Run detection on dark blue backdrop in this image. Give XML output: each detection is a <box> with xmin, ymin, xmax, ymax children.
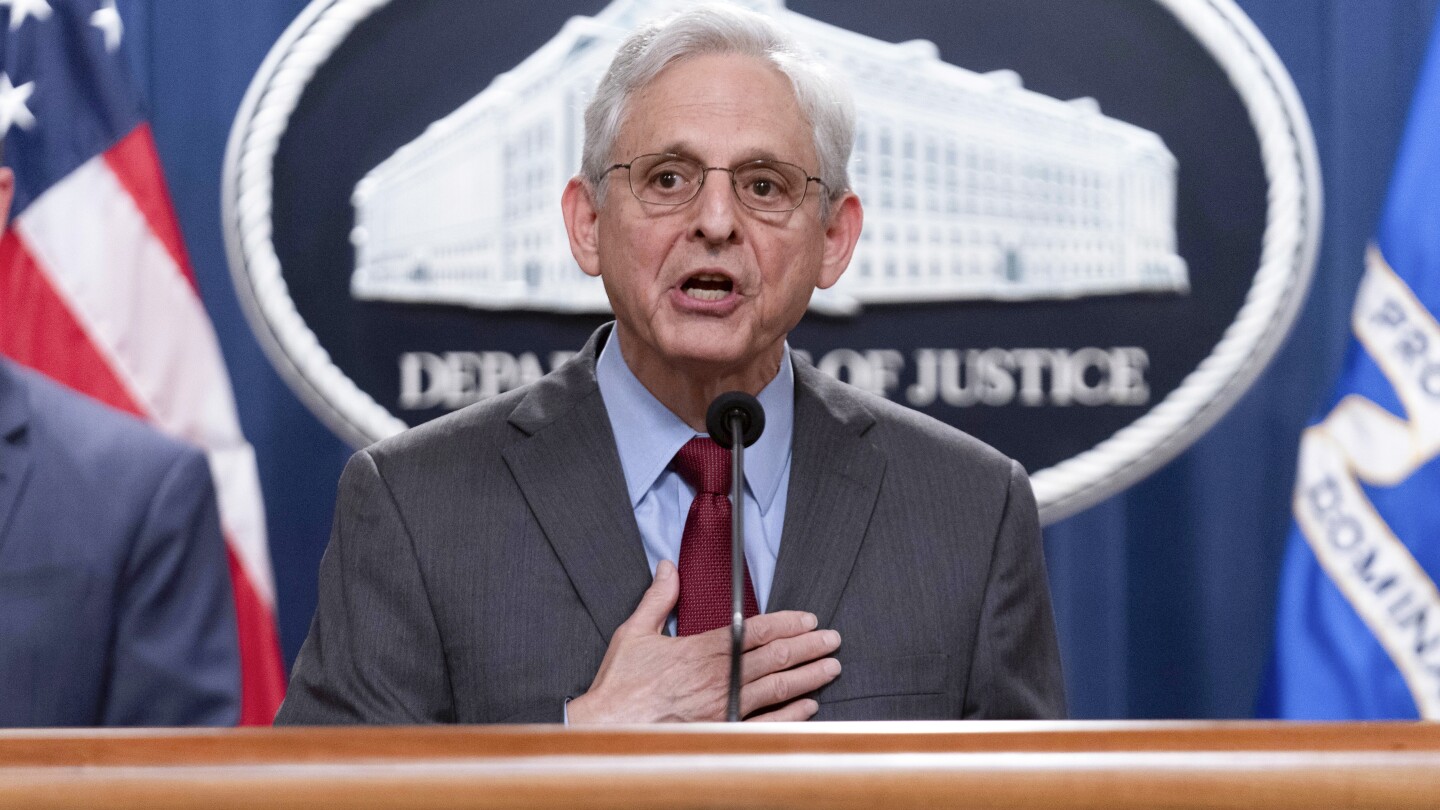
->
<box><xmin>113</xmin><ymin>0</ymin><xmax>1440</xmax><ymax>719</ymax></box>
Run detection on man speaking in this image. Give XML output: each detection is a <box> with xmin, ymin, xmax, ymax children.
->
<box><xmin>278</xmin><ymin>2</ymin><xmax>1064</xmax><ymax>724</ymax></box>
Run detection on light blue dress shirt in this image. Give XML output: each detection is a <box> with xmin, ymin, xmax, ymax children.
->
<box><xmin>595</xmin><ymin>330</ymin><xmax>793</xmax><ymax>634</ymax></box>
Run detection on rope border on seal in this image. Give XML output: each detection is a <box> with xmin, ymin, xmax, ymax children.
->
<box><xmin>223</xmin><ymin>0</ymin><xmax>402</xmax><ymax>448</ymax></box>
<box><xmin>1029</xmin><ymin>0</ymin><xmax>1322</xmax><ymax>522</ymax></box>
<box><xmin>221</xmin><ymin>0</ymin><xmax>1323</xmax><ymax>522</ymax></box>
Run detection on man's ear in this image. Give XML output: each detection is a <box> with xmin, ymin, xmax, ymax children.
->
<box><xmin>817</xmin><ymin>192</ymin><xmax>863</xmax><ymax>290</ymax></box>
<box><xmin>561</xmin><ymin>176</ymin><xmax>602</xmax><ymax>278</ymax></box>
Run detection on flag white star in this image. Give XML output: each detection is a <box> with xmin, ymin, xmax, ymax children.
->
<box><xmin>90</xmin><ymin>0</ymin><xmax>121</xmax><ymax>52</ymax></box>
<box><xmin>0</xmin><ymin>72</ymin><xmax>36</xmax><ymax>134</ymax></box>
<box><xmin>0</xmin><ymin>0</ymin><xmax>52</xmax><ymax>32</ymax></box>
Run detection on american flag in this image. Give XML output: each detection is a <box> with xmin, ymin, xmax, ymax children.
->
<box><xmin>0</xmin><ymin>0</ymin><xmax>285</xmax><ymax>723</ymax></box>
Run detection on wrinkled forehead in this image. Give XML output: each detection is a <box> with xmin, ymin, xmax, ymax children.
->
<box><xmin>614</xmin><ymin>53</ymin><xmax>815</xmax><ymax>165</ymax></box>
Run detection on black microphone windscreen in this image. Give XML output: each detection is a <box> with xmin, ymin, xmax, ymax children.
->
<box><xmin>705</xmin><ymin>391</ymin><xmax>765</xmax><ymax>448</ymax></box>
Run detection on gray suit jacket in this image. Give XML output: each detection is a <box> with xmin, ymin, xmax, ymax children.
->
<box><xmin>278</xmin><ymin>325</ymin><xmax>1064</xmax><ymax>723</ymax></box>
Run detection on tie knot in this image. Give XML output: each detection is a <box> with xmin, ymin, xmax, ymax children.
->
<box><xmin>674</xmin><ymin>437</ymin><xmax>731</xmax><ymax>495</ymax></box>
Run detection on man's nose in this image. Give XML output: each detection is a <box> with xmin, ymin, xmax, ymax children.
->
<box><xmin>691</xmin><ymin>168</ymin><xmax>740</xmax><ymax>245</ymax></box>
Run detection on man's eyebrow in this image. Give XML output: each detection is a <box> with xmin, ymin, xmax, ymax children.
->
<box><xmin>739</xmin><ymin>149</ymin><xmax>786</xmax><ymax>164</ymax></box>
<box><xmin>648</xmin><ymin>143</ymin><xmax>790</xmax><ymax>165</ymax></box>
<box><xmin>653</xmin><ymin>143</ymin><xmax>701</xmax><ymax>161</ymax></box>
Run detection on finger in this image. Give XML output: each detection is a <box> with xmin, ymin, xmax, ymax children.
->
<box><xmin>618</xmin><ymin>560</ymin><xmax>679</xmax><ymax>637</ymax></box>
<box><xmin>740</xmin><ymin>610</ymin><xmax>818</xmax><ymax>651</ymax></box>
<box><xmin>746</xmin><ymin>698</ymin><xmax>819</xmax><ymax>722</ymax></box>
<box><xmin>741</xmin><ymin>629</ymin><xmax>841</xmax><ymax>683</ymax></box>
<box><xmin>741</xmin><ymin>657</ymin><xmax>841</xmax><ymax>717</ymax></box>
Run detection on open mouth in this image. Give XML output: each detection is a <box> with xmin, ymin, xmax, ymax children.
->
<box><xmin>680</xmin><ymin>272</ymin><xmax>734</xmax><ymax>302</ymax></box>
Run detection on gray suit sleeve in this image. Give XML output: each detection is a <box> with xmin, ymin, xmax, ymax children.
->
<box><xmin>962</xmin><ymin>460</ymin><xmax>1066</xmax><ymax>719</ymax></box>
<box><xmin>104</xmin><ymin>449</ymin><xmax>241</xmax><ymax>726</ymax></box>
<box><xmin>275</xmin><ymin>450</ymin><xmax>454</xmax><ymax>724</ymax></box>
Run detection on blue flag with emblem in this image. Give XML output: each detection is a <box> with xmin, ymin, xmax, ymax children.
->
<box><xmin>1262</xmin><ymin>11</ymin><xmax>1440</xmax><ymax>719</ymax></box>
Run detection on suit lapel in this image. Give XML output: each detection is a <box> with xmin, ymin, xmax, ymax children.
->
<box><xmin>768</xmin><ymin>359</ymin><xmax>885</xmax><ymax>627</ymax></box>
<box><xmin>501</xmin><ymin>326</ymin><xmax>651</xmax><ymax>644</ymax></box>
<box><xmin>0</xmin><ymin>363</ymin><xmax>33</xmax><ymax>558</ymax></box>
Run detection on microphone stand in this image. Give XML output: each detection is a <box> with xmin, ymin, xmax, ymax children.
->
<box><xmin>705</xmin><ymin>391</ymin><xmax>765</xmax><ymax>723</ymax></box>
<box><xmin>727</xmin><ymin>410</ymin><xmax>745</xmax><ymax>724</ymax></box>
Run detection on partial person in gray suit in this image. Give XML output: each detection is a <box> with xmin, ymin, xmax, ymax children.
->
<box><xmin>278</xmin><ymin>3</ymin><xmax>1064</xmax><ymax>725</ymax></box>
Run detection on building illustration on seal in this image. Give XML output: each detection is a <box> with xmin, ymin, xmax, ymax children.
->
<box><xmin>348</xmin><ymin>0</ymin><xmax>1188</xmax><ymax>316</ymax></box>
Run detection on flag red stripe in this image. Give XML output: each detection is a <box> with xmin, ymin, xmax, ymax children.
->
<box><xmin>0</xmin><ymin>232</ymin><xmax>146</xmax><ymax>417</ymax></box>
<box><xmin>102</xmin><ymin>124</ymin><xmax>200</xmax><ymax>292</ymax></box>
<box><xmin>226</xmin><ymin>545</ymin><xmax>288</xmax><ymax>725</ymax></box>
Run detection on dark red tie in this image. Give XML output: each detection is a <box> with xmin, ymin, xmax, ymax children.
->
<box><xmin>674</xmin><ymin>437</ymin><xmax>760</xmax><ymax>636</ymax></box>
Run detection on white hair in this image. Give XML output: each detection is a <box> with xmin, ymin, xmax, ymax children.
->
<box><xmin>581</xmin><ymin>3</ymin><xmax>855</xmax><ymax>218</ymax></box>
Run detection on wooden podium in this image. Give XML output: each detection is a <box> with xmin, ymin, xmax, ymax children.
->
<box><xmin>2</xmin><ymin>722</ymin><xmax>1438</xmax><ymax>808</ymax></box>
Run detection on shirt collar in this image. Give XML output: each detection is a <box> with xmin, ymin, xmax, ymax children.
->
<box><xmin>596</xmin><ymin>329</ymin><xmax>794</xmax><ymax>514</ymax></box>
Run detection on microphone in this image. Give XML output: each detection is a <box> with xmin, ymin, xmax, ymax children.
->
<box><xmin>705</xmin><ymin>392</ymin><xmax>765</xmax><ymax>722</ymax></box>
<box><xmin>706</xmin><ymin>391</ymin><xmax>765</xmax><ymax>449</ymax></box>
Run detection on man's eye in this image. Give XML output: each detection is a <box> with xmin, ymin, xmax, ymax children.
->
<box><xmin>646</xmin><ymin>167</ymin><xmax>693</xmax><ymax>191</ymax></box>
<box><xmin>743</xmin><ymin>172</ymin><xmax>789</xmax><ymax>198</ymax></box>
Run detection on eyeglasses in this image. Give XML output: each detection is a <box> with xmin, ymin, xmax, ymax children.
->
<box><xmin>605</xmin><ymin>153</ymin><xmax>827</xmax><ymax>212</ymax></box>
